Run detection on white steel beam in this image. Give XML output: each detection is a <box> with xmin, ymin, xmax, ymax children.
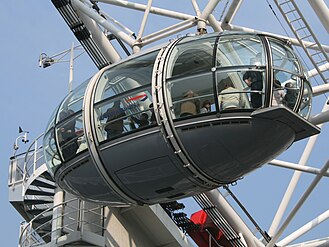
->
<box><xmin>308</xmin><ymin>63</ymin><xmax>329</xmax><ymax>78</ymax></box>
<box><xmin>71</xmin><ymin>0</ymin><xmax>135</xmax><ymax>47</ymax></box>
<box><xmin>269</xmin><ymin>159</ymin><xmax>329</xmax><ymax>177</ymax></box>
<box><xmin>140</xmin><ymin>19</ymin><xmax>196</xmax><ymax>46</ymax></box>
<box><xmin>204</xmin><ymin>189</ymin><xmax>265</xmax><ymax>247</ymax></box>
<box><xmin>136</xmin><ymin>0</ymin><xmax>153</xmax><ymax>40</ymax></box>
<box><xmin>268</xmin><ymin>101</ymin><xmax>329</xmax><ymax>237</ymax></box>
<box><xmin>191</xmin><ymin>0</ymin><xmax>222</xmax><ymax>32</ymax></box>
<box><xmin>223</xmin><ymin>23</ymin><xmax>329</xmax><ymax>53</ymax></box>
<box><xmin>99</xmin><ymin>11</ymin><xmax>136</xmax><ymax>37</ymax></box>
<box><xmin>200</xmin><ymin>0</ymin><xmax>221</xmax><ymax>20</ymax></box>
<box><xmin>307</xmin><ymin>0</ymin><xmax>329</xmax><ymax>34</ymax></box>
<box><xmin>221</xmin><ymin>0</ymin><xmax>243</xmax><ymax>28</ymax></box>
<box><xmin>191</xmin><ymin>0</ymin><xmax>202</xmax><ymax>16</ymax></box>
<box><xmin>207</xmin><ymin>14</ymin><xmax>223</xmax><ymax>32</ymax></box>
<box><xmin>98</xmin><ymin>0</ymin><xmax>195</xmax><ymax>20</ymax></box>
<box><xmin>277</xmin><ymin>210</ymin><xmax>329</xmax><ymax>246</ymax></box>
<box><xmin>76</xmin><ymin>8</ymin><xmax>121</xmax><ymax>63</ymax></box>
<box><xmin>287</xmin><ymin>237</ymin><xmax>329</xmax><ymax>247</ymax></box>
<box><xmin>312</xmin><ymin>83</ymin><xmax>329</xmax><ymax>96</ymax></box>
<box><xmin>309</xmin><ymin>110</ymin><xmax>329</xmax><ymax>126</ymax></box>
<box><xmin>267</xmin><ymin>160</ymin><xmax>329</xmax><ymax>247</ymax></box>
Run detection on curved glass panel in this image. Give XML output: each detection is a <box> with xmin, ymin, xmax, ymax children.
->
<box><xmin>94</xmin><ymin>51</ymin><xmax>158</xmax><ymax>103</ymax></box>
<box><xmin>44</xmin><ymin>105</ymin><xmax>61</xmax><ymax>134</ymax></box>
<box><xmin>167</xmin><ymin>72</ymin><xmax>215</xmax><ymax>119</ymax></box>
<box><xmin>56</xmin><ymin>113</ymin><xmax>86</xmax><ymax>162</ymax></box>
<box><xmin>269</xmin><ymin>39</ymin><xmax>300</xmax><ymax>74</ymax></box>
<box><xmin>166</xmin><ymin>37</ymin><xmax>216</xmax><ymax>78</ymax></box>
<box><xmin>216</xmin><ymin>35</ymin><xmax>265</xmax><ymax>67</ymax></box>
<box><xmin>216</xmin><ymin>70</ymin><xmax>262</xmax><ymax>110</ymax></box>
<box><xmin>43</xmin><ymin>129</ymin><xmax>61</xmax><ymax>175</ymax></box>
<box><xmin>56</xmin><ymin>79</ymin><xmax>90</xmax><ymax>124</ymax></box>
<box><xmin>298</xmin><ymin>80</ymin><xmax>312</xmax><ymax>118</ymax></box>
<box><xmin>272</xmin><ymin>70</ymin><xmax>301</xmax><ymax>109</ymax></box>
<box><xmin>94</xmin><ymin>87</ymin><xmax>154</xmax><ymax>142</ymax></box>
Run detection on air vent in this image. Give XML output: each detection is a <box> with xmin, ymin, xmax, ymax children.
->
<box><xmin>212</xmin><ymin>120</ymin><xmax>250</xmax><ymax>126</ymax></box>
<box><xmin>155</xmin><ymin>187</ymin><xmax>175</xmax><ymax>194</ymax></box>
<box><xmin>181</xmin><ymin>123</ymin><xmax>211</xmax><ymax>132</ymax></box>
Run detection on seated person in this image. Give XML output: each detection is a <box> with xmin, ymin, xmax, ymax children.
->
<box><xmin>180</xmin><ymin>90</ymin><xmax>200</xmax><ymax>117</ymax></box>
<box><xmin>218</xmin><ymin>80</ymin><xmax>247</xmax><ymax>110</ymax></box>
<box><xmin>130</xmin><ymin>113</ymin><xmax>149</xmax><ymax>128</ymax></box>
<box><xmin>200</xmin><ymin>100</ymin><xmax>211</xmax><ymax>113</ymax></box>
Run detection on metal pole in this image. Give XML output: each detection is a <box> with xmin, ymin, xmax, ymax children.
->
<box><xmin>136</xmin><ymin>0</ymin><xmax>153</xmax><ymax>40</ymax></box>
<box><xmin>142</xmin><ymin>22</ymin><xmax>196</xmax><ymax>46</ymax></box>
<box><xmin>33</xmin><ymin>139</ymin><xmax>38</xmax><ymax>175</ymax></box>
<box><xmin>51</xmin><ymin>188</ymin><xmax>64</xmax><ymax>242</ymax></box>
<box><xmin>191</xmin><ymin>0</ymin><xmax>202</xmax><ymax>16</ymax></box>
<box><xmin>307</xmin><ymin>0</ymin><xmax>329</xmax><ymax>34</ymax></box>
<box><xmin>69</xmin><ymin>42</ymin><xmax>74</xmax><ymax>93</ymax></box>
<box><xmin>98</xmin><ymin>0</ymin><xmax>194</xmax><ymax>20</ymax></box>
<box><xmin>268</xmin><ymin>101</ymin><xmax>329</xmax><ymax>236</ymax></box>
<box><xmin>204</xmin><ymin>189</ymin><xmax>265</xmax><ymax>247</ymax></box>
<box><xmin>277</xmin><ymin>210</ymin><xmax>329</xmax><ymax>246</ymax></box>
<box><xmin>221</xmin><ymin>0</ymin><xmax>243</xmax><ymax>28</ymax></box>
<box><xmin>267</xmin><ymin>160</ymin><xmax>329</xmax><ymax>247</ymax></box>
<box><xmin>308</xmin><ymin>63</ymin><xmax>329</xmax><ymax>78</ymax></box>
<box><xmin>312</xmin><ymin>83</ymin><xmax>329</xmax><ymax>96</ymax></box>
<box><xmin>76</xmin><ymin>9</ymin><xmax>121</xmax><ymax>63</ymax></box>
<box><xmin>71</xmin><ymin>0</ymin><xmax>135</xmax><ymax>47</ymax></box>
<box><xmin>198</xmin><ymin>0</ymin><xmax>221</xmax><ymax>32</ymax></box>
<box><xmin>269</xmin><ymin>159</ymin><xmax>329</xmax><ymax>177</ymax></box>
<box><xmin>309</xmin><ymin>109</ymin><xmax>329</xmax><ymax>126</ymax></box>
<box><xmin>223</xmin><ymin>23</ymin><xmax>329</xmax><ymax>53</ymax></box>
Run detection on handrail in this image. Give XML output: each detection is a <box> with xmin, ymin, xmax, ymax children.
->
<box><xmin>19</xmin><ymin>198</ymin><xmax>105</xmax><ymax>247</ymax></box>
<box><xmin>23</xmin><ymin>133</ymin><xmax>44</xmax><ymax>182</ymax></box>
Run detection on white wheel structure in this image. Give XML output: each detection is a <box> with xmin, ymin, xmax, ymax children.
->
<box><xmin>44</xmin><ymin>0</ymin><xmax>329</xmax><ymax>246</ymax></box>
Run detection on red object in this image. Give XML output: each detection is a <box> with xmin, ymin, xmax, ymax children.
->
<box><xmin>187</xmin><ymin>210</ymin><xmax>231</xmax><ymax>247</ymax></box>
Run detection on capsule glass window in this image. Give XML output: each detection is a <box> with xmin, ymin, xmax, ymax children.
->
<box><xmin>298</xmin><ymin>80</ymin><xmax>312</xmax><ymax>118</ymax></box>
<box><xmin>269</xmin><ymin>39</ymin><xmax>301</xmax><ymax>74</ymax></box>
<box><xmin>216</xmin><ymin>70</ymin><xmax>265</xmax><ymax>111</ymax></box>
<box><xmin>167</xmin><ymin>72</ymin><xmax>214</xmax><ymax>119</ymax></box>
<box><xmin>56</xmin><ymin>113</ymin><xmax>85</xmax><ymax>162</ymax></box>
<box><xmin>166</xmin><ymin>37</ymin><xmax>216</xmax><ymax>79</ymax></box>
<box><xmin>56</xmin><ymin>79</ymin><xmax>90</xmax><ymax>124</ymax></box>
<box><xmin>43</xmin><ymin>128</ymin><xmax>61</xmax><ymax>175</ymax></box>
<box><xmin>94</xmin><ymin>51</ymin><xmax>158</xmax><ymax>103</ymax></box>
<box><xmin>216</xmin><ymin>35</ymin><xmax>265</xmax><ymax>67</ymax></box>
<box><xmin>94</xmin><ymin>87</ymin><xmax>154</xmax><ymax>142</ymax></box>
<box><xmin>272</xmin><ymin>70</ymin><xmax>301</xmax><ymax>109</ymax></box>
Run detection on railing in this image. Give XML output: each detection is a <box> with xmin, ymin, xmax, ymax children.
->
<box><xmin>8</xmin><ymin>134</ymin><xmax>45</xmax><ymax>187</ymax></box>
<box><xmin>19</xmin><ymin>198</ymin><xmax>106</xmax><ymax>247</ymax></box>
<box><xmin>23</xmin><ymin>134</ymin><xmax>45</xmax><ymax>182</ymax></box>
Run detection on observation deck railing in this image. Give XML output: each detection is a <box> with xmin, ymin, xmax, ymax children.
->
<box><xmin>9</xmin><ymin>134</ymin><xmax>45</xmax><ymax>188</ymax></box>
<box><xmin>19</xmin><ymin>198</ymin><xmax>105</xmax><ymax>247</ymax></box>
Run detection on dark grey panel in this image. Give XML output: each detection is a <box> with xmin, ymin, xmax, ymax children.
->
<box><xmin>57</xmin><ymin>157</ymin><xmax>126</xmax><ymax>205</ymax></box>
<box><xmin>99</xmin><ymin>130</ymin><xmax>209</xmax><ymax>203</ymax></box>
<box><xmin>115</xmin><ymin>156</ymin><xmax>200</xmax><ymax>203</ymax></box>
<box><xmin>177</xmin><ymin>117</ymin><xmax>295</xmax><ymax>183</ymax></box>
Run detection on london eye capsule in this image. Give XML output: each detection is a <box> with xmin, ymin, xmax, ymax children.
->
<box><xmin>43</xmin><ymin>32</ymin><xmax>319</xmax><ymax>206</ymax></box>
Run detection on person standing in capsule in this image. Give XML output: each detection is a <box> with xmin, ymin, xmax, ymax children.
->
<box><xmin>101</xmin><ymin>100</ymin><xmax>126</xmax><ymax>139</ymax></box>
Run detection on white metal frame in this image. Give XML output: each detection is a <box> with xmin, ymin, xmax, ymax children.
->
<box><xmin>46</xmin><ymin>1</ymin><xmax>329</xmax><ymax>246</ymax></box>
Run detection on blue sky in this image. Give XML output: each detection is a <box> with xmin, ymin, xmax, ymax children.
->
<box><xmin>1</xmin><ymin>1</ymin><xmax>328</xmax><ymax>246</ymax></box>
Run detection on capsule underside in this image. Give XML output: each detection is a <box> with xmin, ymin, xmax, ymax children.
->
<box><xmin>43</xmin><ymin>32</ymin><xmax>319</xmax><ymax>206</ymax></box>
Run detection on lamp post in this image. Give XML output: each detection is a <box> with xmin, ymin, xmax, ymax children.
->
<box><xmin>38</xmin><ymin>42</ymin><xmax>85</xmax><ymax>92</ymax></box>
